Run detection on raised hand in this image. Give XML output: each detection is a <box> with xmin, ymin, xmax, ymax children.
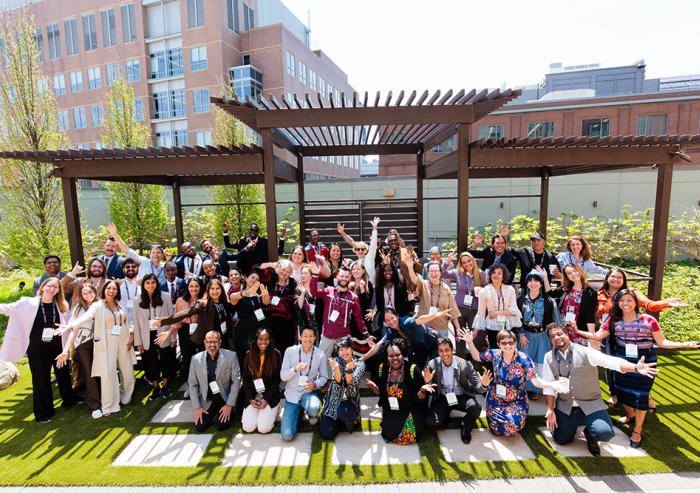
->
<box><xmin>457</xmin><ymin>327</ymin><xmax>473</xmax><ymax>344</ymax></box>
<box><xmin>222</xmin><ymin>221</ymin><xmax>229</xmax><ymax>234</ymax></box>
<box><xmin>69</xmin><ymin>261</ymin><xmax>85</xmax><ymax>277</ymax></box>
<box><xmin>345</xmin><ymin>360</ymin><xmax>357</xmax><ymax>372</ymax></box>
<box><xmin>500</xmin><ymin>225</ymin><xmax>510</xmax><ymax>236</ymax></box>
<box><xmin>423</xmin><ymin>366</ymin><xmax>434</xmax><ymax>384</ymax></box>
<box><xmin>473</xmin><ymin>233</ymin><xmax>485</xmax><ymax>245</ymax></box>
<box><xmin>164</xmin><ymin>250</ymin><xmax>173</xmax><ymax>262</ymax></box>
<box><xmin>336</xmin><ymin>223</ymin><xmax>345</xmax><ymax>235</ymax></box>
<box><xmin>279</xmin><ymin>225</ymin><xmax>287</xmax><ymax>238</ymax></box>
<box><xmin>446</xmin><ymin>251</ymin><xmax>456</xmax><ymax>265</ymax></box>
<box><xmin>668</xmin><ymin>298</ymin><xmax>687</xmax><ymax>308</ymax></box>
<box><xmin>420</xmin><ymin>383</ymin><xmax>437</xmax><ymax>394</ymax></box>
<box><xmin>371</xmin><ymin>217</ymin><xmax>380</xmax><ymax>229</ymax></box>
<box><xmin>328</xmin><ymin>358</ymin><xmax>340</xmax><ymax>371</ymax></box>
<box><xmin>106</xmin><ymin>223</ymin><xmax>118</xmax><ymax>237</ymax></box>
<box><xmin>480</xmin><ymin>369</ymin><xmax>493</xmax><ymax>387</ymax></box>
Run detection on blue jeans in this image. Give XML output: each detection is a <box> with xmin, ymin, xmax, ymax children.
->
<box><xmin>552</xmin><ymin>407</ymin><xmax>615</xmax><ymax>445</ymax></box>
<box><xmin>280</xmin><ymin>391</ymin><xmax>322</xmax><ymax>441</ymax></box>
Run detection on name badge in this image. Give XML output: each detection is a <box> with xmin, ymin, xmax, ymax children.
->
<box><xmin>565</xmin><ymin>312</ymin><xmax>576</xmax><ymax>323</ymax></box>
<box><xmin>254</xmin><ymin>378</ymin><xmax>266</xmax><ymax>393</ymax></box>
<box><xmin>126</xmin><ymin>300</ymin><xmax>134</xmax><ymax>309</ymax></box>
<box><xmin>496</xmin><ymin>384</ymin><xmax>507</xmax><ymax>398</ymax></box>
<box><xmin>42</xmin><ymin>328</ymin><xmax>54</xmax><ymax>342</ymax></box>
<box><xmin>111</xmin><ymin>324</ymin><xmax>122</xmax><ymax>337</ymax></box>
<box><xmin>309</xmin><ymin>303</ymin><xmax>316</xmax><ymax>315</ymax></box>
<box><xmin>220</xmin><ymin>321</ymin><xmax>227</xmax><ymax>335</ymax></box>
<box><xmin>297</xmin><ymin>375</ymin><xmax>308</xmax><ymax>389</ymax></box>
<box><xmin>271</xmin><ymin>296</ymin><xmax>280</xmax><ymax>306</ymax></box>
<box><xmin>429</xmin><ymin>306</ymin><xmax>439</xmax><ymax>315</ymax></box>
<box><xmin>497</xmin><ymin>315</ymin><xmax>507</xmax><ymax>324</ymax></box>
<box><xmin>254</xmin><ymin>308</ymin><xmax>265</xmax><ymax>321</ymax></box>
<box><xmin>333</xmin><ymin>278</ymin><xmax>338</xmax><ymax>287</ymax></box>
<box><xmin>625</xmin><ymin>343</ymin><xmax>638</xmax><ymax>359</ymax></box>
<box><xmin>189</xmin><ymin>322</ymin><xmax>197</xmax><ymax>335</ymax></box>
<box><xmin>209</xmin><ymin>381</ymin><xmax>220</xmax><ymax>394</ymax></box>
<box><xmin>446</xmin><ymin>392</ymin><xmax>458</xmax><ymax>406</ymax></box>
<box><xmin>463</xmin><ymin>294</ymin><xmax>474</xmax><ymax>305</ymax></box>
<box><xmin>329</xmin><ymin>310</ymin><xmax>340</xmax><ymax>322</ymax></box>
<box><xmin>388</xmin><ymin>396</ymin><xmax>400</xmax><ymax>411</ymax></box>
<box><xmin>558</xmin><ymin>376</ymin><xmax>570</xmax><ymax>392</ymax></box>
<box><xmin>148</xmin><ymin>319</ymin><xmax>157</xmax><ymax>331</ymax></box>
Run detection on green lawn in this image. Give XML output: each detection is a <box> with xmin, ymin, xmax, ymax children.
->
<box><xmin>0</xmin><ymin>351</ymin><xmax>699</xmax><ymax>486</ymax></box>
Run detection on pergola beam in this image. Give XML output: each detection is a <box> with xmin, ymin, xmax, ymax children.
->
<box><xmin>470</xmin><ymin>146</ymin><xmax>678</xmax><ymax>167</ymax></box>
<box><xmin>262</xmin><ymin>128</ymin><xmax>279</xmax><ymax>261</ymax></box>
<box><xmin>61</xmin><ymin>177</ymin><xmax>84</xmax><ymax>266</ymax></box>
<box><xmin>648</xmin><ymin>164</ymin><xmax>674</xmax><ymax>300</ymax></box>
<box><xmin>457</xmin><ymin>123</ymin><xmax>470</xmax><ymax>251</ymax></box>
<box><xmin>296</xmin><ymin>143</ymin><xmax>420</xmax><ymax>156</ymax></box>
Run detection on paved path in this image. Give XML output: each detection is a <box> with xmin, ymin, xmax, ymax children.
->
<box><xmin>1</xmin><ymin>472</ymin><xmax>699</xmax><ymax>492</ymax></box>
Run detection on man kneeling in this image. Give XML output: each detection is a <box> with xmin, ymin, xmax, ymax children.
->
<box><xmin>188</xmin><ymin>331</ymin><xmax>241</xmax><ymax>432</ymax></box>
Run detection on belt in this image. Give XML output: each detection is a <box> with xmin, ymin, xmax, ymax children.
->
<box><xmin>524</xmin><ymin>324</ymin><xmax>544</xmax><ymax>333</ymax></box>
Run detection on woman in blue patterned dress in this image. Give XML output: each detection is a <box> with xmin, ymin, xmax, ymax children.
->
<box><xmin>459</xmin><ymin>327</ymin><xmax>569</xmax><ymax>437</ymax></box>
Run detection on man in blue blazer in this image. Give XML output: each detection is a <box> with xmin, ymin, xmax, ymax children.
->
<box><xmin>98</xmin><ymin>236</ymin><xmax>125</xmax><ymax>279</ymax></box>
<box><xmin>160</xmin><ymin>262</ymin><xmax>186</xmax><ymax>303</ymax></box>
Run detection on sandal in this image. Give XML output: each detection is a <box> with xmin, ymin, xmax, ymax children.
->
<box><xmin>630</xmin><ymin>430</ymin><xmax>643</xmax><ymax>448</ymax></box>
<box><xmin>615</xmin><ymin>415</ymin><xmax>635</xmax><ymax>425</ymax></box>
<box><xmin>648</xmin><ymin>406</ymin><xmax>657</xmax><ymax>414</ymax></box>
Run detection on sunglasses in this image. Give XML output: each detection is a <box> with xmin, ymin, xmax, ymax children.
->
<box><xmin>355</xmin><ymin>247</ymin><xmax>367</xmax><ymax>252</ymax></box>
<box><xmin>499</xmin><ymin>340</ymin><xmax>516</xmax><ymax>346</ymax></box>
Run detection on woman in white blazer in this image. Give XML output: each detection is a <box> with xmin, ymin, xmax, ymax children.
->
<box><xmin>57</xmin><ymin>280</ymin><xmax>135</xmax><ymax>416</ymax></box>
<box><xmin>0</xmin><ymin>277</ymin><xmax>79</xmax><ymax>422</ymax></box>
<box><xmin>133</xmin><ymin>273</ymin><xmax>175</xmax><ymax>401</ymax></box>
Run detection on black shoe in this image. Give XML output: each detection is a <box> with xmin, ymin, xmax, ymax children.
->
<box><xmin>583</xmin><ymin>427</ymin><xmax>600</xmax><ymax>456</ymax></box>
<box><xmin>460</xmin><ymin>426</ymin><xmax>472</xmax><ymax>444</ymax></box>
<box><xmin>630</xmin><ymin>430</ymin><xmax>643</xmax><ymax>448</ymax></box>
<box><xmin>160</xmin><ymin>387</ymin><xmax>173</xmax><ymax>399</ymax></box>
<box><xmin>148</xmin><ymin>387</ymin><xmax>162</xmax><ymax>401</ymax></box>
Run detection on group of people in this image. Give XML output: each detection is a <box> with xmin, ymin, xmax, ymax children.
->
<box><xmin>0</xmin><ymin>218</ymin><xmax>696</xmax><ymax>456</ymax></box>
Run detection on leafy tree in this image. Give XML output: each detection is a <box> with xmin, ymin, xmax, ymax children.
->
<box><xmin>0</xmin><ymin>11</ymin><xmax>69</xmax><ymax>269</ymax></box>
<box><xmin>101</xmin><ymin>78</ymin><xmax>167</xmax><ymax>252</ymax></box>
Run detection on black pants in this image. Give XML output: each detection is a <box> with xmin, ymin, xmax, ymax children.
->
<box><xmin>269</xmin><ymin>316</ymin><xmax>296</xmax><ymax>357</ymax></box>
<box><xmin>319</xmin><ymin>414</ymin><xmax>357</xmax><ymax>440</ymax></box>
<box><xmin>27</xmin><ymin>341</ymin><xmax>78</xmax><ymax>421</ymax></box>
<box><xmin>75</xmin><ymin>340</ymin><xmax>100</xmax><ymax>411</ymax></box>
<box><xmin>143</xmin><ymin>332</ymin><xmax>176</xmax><ymax>384</ymax></box>
<box><xmin>194</xmin><ymin>396</ymin><xmax>233</xmax><ymax>432</ymax></box>
<box><xmin>425</xmin><ymin>394</ymin><xmax>481</xmax><ymax>432</ymax></box>
<box><xmin>178</xmin><ymin>324</ymin><xmax>196</xmax><ymax>379</ymax></box>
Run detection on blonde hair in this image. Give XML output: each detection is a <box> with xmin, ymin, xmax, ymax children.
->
<box><xmin>567</xmin><ymin>235</ymin><xmax>593</xmax><ymax>261</ymax></box>
<box><xmin>38</xmin><ymin>277</ymin><xmax>68</xmax><ymax>313</ymax></box>
<box><xmin>457</xmin><ymin>252</ymin><xmax>483</xmax><ymax>287</ymax></box>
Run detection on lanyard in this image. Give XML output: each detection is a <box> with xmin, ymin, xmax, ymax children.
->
<box><xmin>41</xmin><ymin>303</ymin><xmax>57</xmax><ymax>326</ymax></box>
<box><xmin>529</xmin><ymin>249</ymin><xmax>546</xmax><ymax>268</ymax></box>
<box><xmin>386</xmin><ymin>364</ymin><xmax>404</xmax><ymax>393</ymax></box>
<box><xmin>429</xmin><ymin>283</ymin><xmax>442</xmax><ymax>308</ymax></box>
<box><xmin>443</xmin><ymin>363</ymin><xmax>456</xmax><ymax>393</ymax></box>
<box><xmin>274</xmin><ymin>283</ymin><xmax>289</xmax><ymax>297</ymax></box>
<box><xmin>496</xmin><ymin>288</ymin><xmax>505</xmax><ymax>311</ymax></box>
<box><xmin>214</xmin><ymin>303</ymin><xmax>226</xmax><ymax>322</ymax></box>
<box><xmin>149</xmin><ymin>305</ymin><xmax>156</xmax><ymax>320</ymax></box>
<box><xmin>298</xmin><ymin>346</ymin><xmax>315</xmax><ymax>377</ymax></box>
<box><xmin>110</xmin><ymin>306</ymin><xmax>124</xmax><ymax>325</ymax></box>
<box><xmin>384</xmin><ymin>286</ymin><xmax>394</xmax><ymax>307</ymax></box>
<box><xmin>124</xmin><ymin>281</ymin><xmax>137</xmax><ymax>300</ymax></box>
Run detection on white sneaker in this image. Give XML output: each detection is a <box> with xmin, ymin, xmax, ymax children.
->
<box><xmin>91</xmin><ymin>409</ymin><xmax>103</xmax><ymax>419</ymax></box>
<box><xmin>183</xmin><ymin>390</ymin><xmax>190</xmax><ymax>399</ymax></box>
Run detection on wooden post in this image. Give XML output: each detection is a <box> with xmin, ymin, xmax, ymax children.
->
<box><xmin>61</xmin><ymin>177</ymin><xmax>84</xmax><ymax>266</ymax></box>
<box><xmin>297</xmin><ymin>154</ymin><xmax>306</xmax><ymax>245</ymax></box>
<box><xmin>416</xmin><ymin>150</ymin><xmax>424</xmax><ymax>255</ymax></box>
<box><xmin>457</xmin><ymin>123</ymin><xmax>470</xmax><ymax>252</ymax></box>
<box><xmin>648</xmin><ymin>164</ymin><xmax>674</xmax><ymax>300</ymax></box>
<box><xmin>539</xmin><ymin>169</ymin><xmax>550</xmax><ymax>237</ymax></box>
<box><xmin>262</xmin><ymin>128</ymin><xmax>279</xmax><ymax>261</ymax></box>
<box><xmin>172</xmin><ymin>180</ymin><xmax>185</xmax><ymax>249</ymax></box>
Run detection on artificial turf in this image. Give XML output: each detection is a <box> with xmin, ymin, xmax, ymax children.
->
<box><xmin>0</xmin><ymin>350</ymin><xmax>699</xmax><ymax>486</ymax></box>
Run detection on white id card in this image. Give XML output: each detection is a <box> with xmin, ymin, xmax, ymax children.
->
<box><xmin>565</xmin><ymin>312</ymin><xmax>576</xmax><ymax>323</ymax></box>
<box><xmin>254</xmin><ymin>308</ymin><xmax>265</xmax><ymax>321</ymax></box>
<box><xmin>333</xmin><ymin>278</ymin><xmax>338</xmax><ymax>287</ymax></box>
<box><xmin>271</xmin><ymin>296</ymin><xmax>280</xmax><ymax>306</ymax></box>
<box><xmin>111</xmin><ymin>324</ymin><xmax>122</xmax><ymax>337</ymax></box>
<box><xmin>625</xmin><ymin>343</ymin><xmax>638</xmax><ymax>358</ymax></box>
<box><xmin>496</xmin><ymin>384</ymin><xmax>507</xmax><ymax>398</ymax></box>
<box><xmin>429</xmin><ymin>306</ymin><xmax>439</xmax><ymax>315</ymax></box>
<box><xmin>388</xmin><ymin>396</ymin><xmax>400</xmax><ymax>410</ymax></box>
<box><xmin>189</xmin><ymin>322</ymin><xmax>198</xmax><ymax>335</ymax></box>
<box><xmin>309</xmin><ymin>303</ymin><xmax>316</xmax><ymax>315</ymax></box>
<box><xmin>209</xmin><ymin>381</ymin><xmax>220</xmax><ymax>394</ymax></box>
<box><xmin>41</xmin><ymin>328</ymin><xmax>54</xmax><ymax>342</ymax></box>
<box><xmin>464</xmin><ymin>294</ymin><xmax>474</xmax><ymax>305</ymax></box>
<box><xmin>220</xmin><ymin>321</ymin><xmax>227</xmax><ymax>335</ymax></box>
<box><xmin>558</xmin><ymin>376</ymin><xmax>570</xmax><ymax>392</ymax></box>
<box><xmin>329</xmin><ymin>310</ymin><xmax>340</xmax><ymax>322</ymax></box>
<box><xmin>126</xmin><ymin>300</ymin><xmax>134</xmax><ymax>309</ymax></box>
<box><xmin>446</xmin><ymin>392</ymin><xmax>458</xmax><ymax>406</ymax></box>
<box><xmin>297</xmin><ymin>375</ymin><xmax>308</xmax><ymax>389</ymax></box>
<box><xmin>254</xmin><ymin>378</ymin><xmax>266</xmax><ymax>393</ymax></box>
<box><xmin>148</xmin><ymin>319</ymin><xmax>157</xmax><ymax>331</ymax></box>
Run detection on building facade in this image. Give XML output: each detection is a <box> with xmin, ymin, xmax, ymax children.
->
<box><xmin>20</xmin><ymin>0</ymin><xmax>360</xmax><ymax>180</ymax></box>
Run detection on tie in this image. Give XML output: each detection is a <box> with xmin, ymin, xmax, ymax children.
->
<box><xmin>170</xmin><ymin>282</ymin><xmax>176</xmax><ymax>300</ymax></box>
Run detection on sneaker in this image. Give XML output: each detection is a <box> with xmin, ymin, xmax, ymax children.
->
<box><xmin>583</xmin><ymin>426</ymin><xmax>601</xmax><ymax>456</ymax></box>
<box><xmin>148</xmin><ymin>387</ymin><xmax>162</xmax><ymax>401</ymax></box>
<box><xmin>160</xmin><ymin>387</ymin><xmax>173</xmax><ymax>399</ymax></box>
<box><xmin>91</xmin><ymin>409</ymin><xmax>103</xmax><ymax>419</ymax></box>
<box><xmin>308</xmin><ymin>416</ymin><xmax>319</xmax><ymax>426</ymax></box>
<box><xmin>37</xmin><ymin>417</ymin><xmax>52</xmax><ymax>423</ymax></box>
<box><xmin>183</xmin><ymin>390</ymin><xmax>190</xmax><ymax>400</ymax></box>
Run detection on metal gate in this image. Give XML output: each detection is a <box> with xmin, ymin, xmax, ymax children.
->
<box><xmin>303</xmin><ymin>199</ymin><xmax>419</xmax><ymax>249</ymax></box>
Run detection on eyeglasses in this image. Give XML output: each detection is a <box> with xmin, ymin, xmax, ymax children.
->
<box><xmin>44</xmin><ymin>285</ymin><xmax>59</xmax><ymax>290</ymax></box>
<box><xmin>499</xmin><ymin>340</ymin><xmax>516</xmax><ymax>346</ymax></box>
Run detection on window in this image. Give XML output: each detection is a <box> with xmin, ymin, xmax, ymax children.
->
<box><xmin>150</xmin><ymin>48</ymin><xmax>183</xmax><ymax>79</ymax></box>
<box><xmin>309</xmin><ymin>69</ymin><xmax>317</xmax><ymax>92</ymax></box>
<box><xmin>226</xmin><ymin>0</ymin><xmax>240</xmax><ymax>33</ymax></box>
<box><xmin>125</xmin><ymin>59</ymin><xmax>140</xmax><ymax>82</ymax></box>
<box><xmin>319</xmin><ymin>77</ymin><xmax>326</xmax><ymax>97</ymax></box>
<box><xmin>477</xmin><ymin>124</ymin><xmax>504</xmax><ymax>140</ymax></box>
<box><xmin>153</xmin><ymin>89</ymin><xmax>186</xmax><ymax>119</ymax></box>
<box><xmin>57</xmin><ymin>110</ymin><xmax>69</xmax><ymax>131</ymax></box>
<box><xmin>87</xmin><ymin>67</ymin><xmax>101</xmax><ymax>89</ymax></box>
<box><xmin>298</xmin><ymin>62</ymin><xmax>307</xmax><ymax>85</ymax></box>
<box><xmin>145</xmin><ymin>1</ymin><xmax>181</xmax><ymax>38</ymax></box>
<box><xmin>195</xmin><ymin>130</ymin><xmax>212</xmax><ymax>146</ymax></box>
<box><xmin>121</xmin><ymin>4</ymin><xmax>137</xmax><ymax>42</ymax></box>
<box><xmin>73</xmin><ymin>107</ymin><xmax>87</xmax><ymax>129</ymax></box>
<box><xmin>582</xmin><ymin>118</ymin><xmax>610</xmax><ymax>137</ymax></box>
<box><xmin>286</xmin><ymin>51</ymin><xmax>295</xmax><ymax>77</ymax></box>
<box><xmin>47</xmin><ymin>24</ymin><xmax>61</xmax><ymax>59</ymax></box>
<box><xmin>229</xmin><ymin>64</ymin><xmax>263</xmax><ymax>100</ymax></box>
<box><xmin>101</xmin><ymin>9</ymin><xmax>117</xmax><ymax>47</ymax></box>
<box><xmin>188</xmin><ymin>0</ymin><xmax>204</xmax><ymax>28</ymax></box>
<box><xmin>527</xmin><ymin>121</ymin><xmax>555</xmax><ymax>138</ymax></box>
<box><xmin>33</xmin><ymin>29</ymin><xmax>43</xmax><ymax>61</ymax></box>
<box><xmin>82</xmin><ymin>14</ymin><xmax>97</xmax><ymax>51</ymax></box>
<box><xmin>53</xmin><ymin>74</ymin><xmax>66</xmax><ymax>95</ymax></box>
<box><xmin>193</xmin><ymin>88</ymin><xmax>210</xmax><ymax>113</ymax></box>
<box><xmin>91</xmin><ymin>105</ymin><xmax>104</xmax><ymax>127</ymax></box>
<box><xmin>70</xmin><ymin>71</ymin><xmax>83</xmax><ymax>93</ymax></box>
<box><xmin>190</xmin><ymin>46</ymin><xmax>207</xmax><ymax>71</ymax></box>
<box><xmin>64</xmin><ymin>19</ymin><xmax>79</xmax><ymax>55</ymax></box>
<box><xmin>243</xmin><ymin>3</ymin><xmax>254</xmax><ymax>30</ymax></box>
<box><xmin>327</xmin><ymin>83</ymin><xmax>333</xmax><ymax>100</ymax></box>
<box><xmin>156</xmin><ymin>129</ymin><xmax>188</xmax><ymax>147</ymax></box>
<box><xmin>134</xmin><ymin>99</ymin><xmax>144</xmax><ymax>121</ymax></box>
<box><xmin>106</xmin><ymin>63</ymin><xmax>120</xmax><ymax>85</ymax></box>
<box><xmin>636</xmin><ymin>114</ymin><xmax>668</xmax><ymax>136</ymax></box>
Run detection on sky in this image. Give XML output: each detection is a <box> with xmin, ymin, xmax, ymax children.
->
<box><xmin>282</xmin><ymin>0</ymin><xmax>700</xmax><ymax>94</ymax></box>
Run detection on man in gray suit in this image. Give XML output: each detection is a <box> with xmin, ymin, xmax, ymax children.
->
<box><xmin>188</xmin><ymin>331</ymin><xmax>241</xmax><ymax>432</ymax></box>
<box><xmin>424</xmin><ymin>338</ymin><xmax>490</xmax><ymax>444</ymax></box>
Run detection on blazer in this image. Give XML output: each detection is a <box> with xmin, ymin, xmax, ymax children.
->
<box><xmin>99</xmin><ymin>255</ymin><xmax>125</xmax><ymax>280</ymax></box>
<box><xmin>132</xmin><ymin>293</ymin><xmax>175</xmax><ymax>350</ymax></box>
<box><xmin>160</xmin><ymin>278</ymin><xmax>186</xmax><ymax>301</ymax></box>
<box><xmin>188</xmin><ymin>349</ymin><xmax>241</xmax><ymax>410</ymax></box>
<box><xmin>174</xmin><ymin>253</ymin><xmax>204</xmax><ymax>279</ymax></box>
<box><xmin>426</xmin><ymin>355</ymin><xmax>484</xmax><ymax>399</ymax></box>
<box><xmin>468</xmin><ymin>246</ymin><xmax>518</xmax><ymax>284</ymax></box>
<box><xmin>241</xmin><ymin>349</ymin><xmax>282</xmax><ymax>408</ymax></box>
<box><xmin>224</xmin><ymin>234</ymin><xmax>285</xmax><ymax>274</ymax></box>
<box><xmin>512</xmin><ymin>247</ymin><xmax>560</xmax><ymax>289</ymax></box>
<box><xmin>0</xmin><ymin>296</ymin><xmax>71</xmax><ymax>362</ymax></box>
<box><xmin>159</xmin><ymin>299</ymin><xmax>235</xmax><ymax>346</ymax></box>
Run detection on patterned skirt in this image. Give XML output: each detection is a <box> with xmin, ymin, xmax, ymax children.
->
<box><xmin>610</xmin><ymin>345</ymin><xmax>656</xmax><ymax>410</ymax></box>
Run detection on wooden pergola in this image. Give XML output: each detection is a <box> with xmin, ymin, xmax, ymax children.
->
<box><xmin>2</xmin><ymin>87</ymin><xmax>699</xmax><ymax>300</ymax></box>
